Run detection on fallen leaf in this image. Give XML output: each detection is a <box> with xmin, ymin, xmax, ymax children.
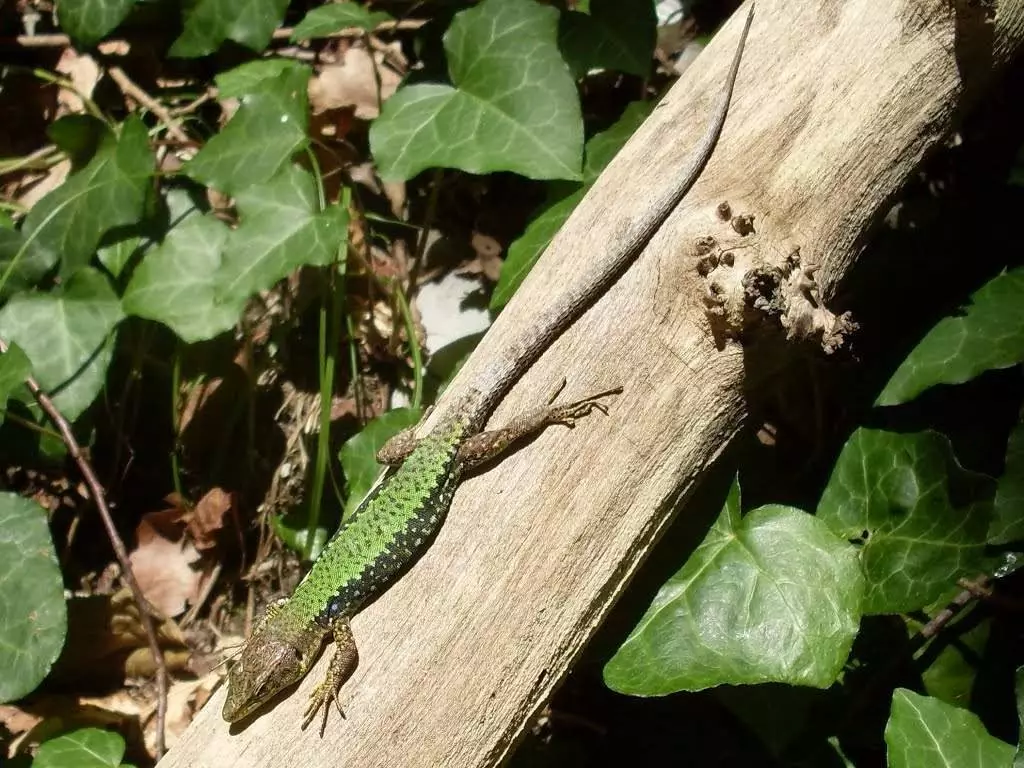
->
<box><xmin>130</xmin><ymin>511</ymin><xmax>203</xmax><ymax>618</ymax></box>
<box><xmin>465</xmin><ymin>232</ymin><xmax>504</xmax><ymax>282</ymax></box>
<box><xmin>188</xmin><ymin>488</ymin><xmax>232</xmax><ymax>551</ymax></box>
<box><xmin>309</xmin><ymin>45</ymin><xmax>402</xmax><ymax>120</ymax></box>
<box><xmin>55</xmin><ymin>49</ymin><xmax>101</xmax><ymax>116</ymax></box>
<box><xmin>46</xmin><ymin>591</ymin><xmax>189</xmax><ymax>690</ymax></box>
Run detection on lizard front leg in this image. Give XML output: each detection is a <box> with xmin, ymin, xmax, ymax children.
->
<box><xmin>302</xmin><ymin>616</ymin><xmax>359</xmax><ymax>736</ymax></box>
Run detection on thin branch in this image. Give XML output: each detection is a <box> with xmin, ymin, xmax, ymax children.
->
<box><xmin>107</xmin><ymin>66</ymin><xmax>191</xmax><ymax>145</ymax></box>
<box><xmin>0</xmin><ymin>337</ymin><xmax>169</xmax><ymax>758</ymax></box>
<box><xmin>917</xmin><ymin>575</ymin><xmax>992</xmax><ymax>641</ymax></box>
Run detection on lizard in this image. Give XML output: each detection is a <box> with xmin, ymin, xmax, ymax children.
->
<box><xmin>222</xmin><ymin>2</ymin><xmax>755</xmax><ymax>734</ymax></box>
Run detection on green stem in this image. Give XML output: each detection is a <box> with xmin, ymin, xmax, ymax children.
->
<box><xmin>304</xmin><ymin>171</ymin><xmax>349</xmax><ymax>559</ymax></box>
<box><xmin>392</xmin><ymin>282</ymin><xmax>423</xmax><ymax>410</ymax></box>
<box><xmin>30</xmin><ymin>67</ymin><xmax>108</xmax><ymax>123</ymax></box>
<box><xmin>170</xmin><ymin>342</ymin><xmax>187</xmax><ymax>506</ymax></box>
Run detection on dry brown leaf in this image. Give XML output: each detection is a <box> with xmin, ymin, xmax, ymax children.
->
<box><xmin>309</xmin><ymin>46</ymin><xmax>401</xmax><ymax>120</ymax></box>
<box><xmin>465</xmin><ymin>232</ymin><xmax>504</xmax><ymax>282</ymax></box>
<box><xmin>187</xmin><ymin>488</ymin><xmax>232</xmax><ymax>552</ymax></box>
<box><xmin>163</xmin><ymin>671</ymin><xmax>222</xmax><ymax>746</ymax></box>
<box><xmin>0</xmin><ymin>703</ymin><xmax>41</xmax><ymax>741</ymax></box>
<box><xmin>46</xmin><ymin>591</ymin><xmax>189</xmax><ymax>691</ymax></box>
<box><xmin>381</xmin><ymin>178</ymin><xmax>407</xmax><ymax>220</ymax></box>
<box><xmin>130</xmin><ymin>510</ymin><xmax>203</xmax><ymax>618</ymax></box>
<box><xmin>55</xmin><ymin>48</ymin><xmax>100</xmax><ymax>116</ymax></box>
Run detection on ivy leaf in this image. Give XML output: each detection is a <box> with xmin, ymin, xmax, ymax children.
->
<box><xmin>215</xmin><ymin>164</ymin><xmax>349</xmax><ymax>313</ymax></box>
<box><xmin>47</xmin><ymin>115</ymin><xmax>107</xmax><ymax>167</ymax></box>
<box><xmin>0</xmin><ymin>343</ymin><xmax>31</xmax><ymax>425</ymax></box>
<box><xmin>991</xmin><ymin>419</ymin><xmax>1024</xmax><ymax>545</ymax></box>
<box><xmin>885</xmin><ymin>689</ymin><xmax>1014</xmax><ymax>768</ymax></box>
<box><xmin>818</xmin><ymin>429</ymin><xmax>995</xmax><ymax>615</ymax></box>
<box><xmin>57</xmin><ymin>0</ymin><xmax>137</xmax><ymax>47</ymax></box>
<box><xmin>215</xmin><ymin>59</ymin><xmax>302</xmax><ymax>99</ymax></box>
<box><xmin>559</xmin><ymin>0</ymin><xmax>656</xmax><ymax>78</ymax></box>
<box><xmin>604</xmin><ymin>479</ymin><xmax>863</xmax><ymax>696</ymax></box>
<box><xmin>492</xmin><ymin>101</ymin><xmax>652</xmax><ymax>309</ymax></box>
<box><xmin>22</xmin><ymin>116</ymin><xmax>153</xmax><ymax>278</ymax></box>
<box><xmin>339</xmin><ymin>407</ymin><xmax>422</xmax><ymax>520</ymax></box>
<box><xmin>33</xmin><ymin>728</ymin><xmax>129</xmax><ymax>768</ymax></box>
<box><xmin>0</xmin><ymin>227</ymin><xmax>53</xmax><ymax>298</ymax></box>
<box><xmin>907</xmin><ymin>615</ymin><xmax>989</xmax><ymax>708</ymax></box>
<box><xmin>0</xmin><ymin>268</ymin><xmax>124</xmax><ymax>421</ymax></box>
<box><xmin>96</xmin><ymin>180</ymin><xmax>170</xmax><ymax>279</ymax></box>
<box><xmin>272</xmin><ymin>512</ymin><xmax>330</xmax><ymax>562</ymax></box>
<box><xmin>492</xmin><ymin>191</ymin><xmax>584</xmax><ymax>311</ymax></box>
<box><xmin>185</xmin><ymin>62</ymin><xmax>310</xmax><ymax>195</ymax></box>
<box><xmin>877</xmin><ymin>268</ymin><xmax>1024</xmax><ymax>406</ymax></box>
<box><xmin>370</xmin><ymin>0</ymin><xmax>583</xmax><ymax>181</ymax></box>
<box><xmin>170</xmin><ymin>0</ymin><xmax>289</xmax><ymax>57</ymax></box>
<box><xmin>291</xmin><ymin>2</ymin><xmax>393</xmax><ymax>41</ymax></box>
<box><xmin>0</xmin><ymin>493</ymin><xmax>67</xmax><ymax>703</ymax></box>
<box><xmin>123</xmin><ymin>209</ymin><xmax>236</xmax><ymax>343</ymax></box>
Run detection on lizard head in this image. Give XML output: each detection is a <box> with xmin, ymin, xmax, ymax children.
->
<box><xmin>222</xmin><ymin>630</ymin><xmax>316</xmax><ymax>723</ymax></box>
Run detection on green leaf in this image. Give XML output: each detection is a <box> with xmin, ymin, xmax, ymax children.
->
<box><xmin>490</xmin><ymin>100</ymin><xmax>652</xmax><ymax>309</ymax></box>
<box><xmin>272</xmin><ymin>512</ymin><xmax>330</xmax><ymax>562</ymax></box>
<box><xmin>911</xmin><ymin>617</ymin><xmax>989</xmax><ymax>707</ymax></box>
<box><xmin>47</xmin><ymin>115</ymin><xmax>106</xmax><ymax>168</ymax></box>
<box><xmin>877</xmin><ymin>268</ymin><xmax>1024</xmax><ymax>405</ymax></box>
<box><xmin>370</xmin><ymin>0</ymin><xmax>583</xmax><ymax>181</ymax></box>
<box><xmin>0</xmin><ymin>227</ymin><xmax>53</xmax><ymax>299</ymax></box>
<box><xmin>56</xmin><ymin>0</ymin><xmax>137</xmax><ymax>47</ymax></box>
<box><xmin>170</xmin><ymin>0</ymin><xmax>289</xmax><ymax>57</ymax></box>
<box><xmin>0</xmin><ymin>493</ymin><xmax>67</xmax><ymax>702</ymax></box>
<box><xmin>95</xmin><ymin>180</ymin><xmax>167</xmax><ymax>279</ymax></box>
<box><xmin>185</xmin><ymin>63</ymin><xmax>310</xmax><ymax>195</ymax></box>
<box><xmin>818</xmin><ymin>429</ymin><xmax>995</xmax><ymax>615</ymax></box>
<box><xmin>492</xmin><ymin>191</ymin><xmax>583</xmax><ymax>311</ymax></box>
<box><xmin>0</xmin><ymin>268</ymin><xmax>124</xmax><ymax>422</ymax></box>
<box><xmin>22</xmin><ymin>116</ymin><xmax>153</xmax><ymax>278</ymax></box>
<box><xmin>123</xmin><ymin>210</ymin><xmax>235</xmax><ymax>343</ymax></box>
<box><xmin>579</xmin><ymin>101</ymin><xmax>654</xmax><ymax>179</ymax></box>
<box><xmin>33</xmin><ymin>727</ymin><xmax>128</xmax><ymax>768</ymax></box>
<box><xmin>0</xmin><ymin>343</ymin><xmax>31</xmax><ymax>425</ymax></box>
<box><xmin>215</xmin><ymin>164</ymin><xmax>349</xmax><ymax>312</ymax></box>
<box><xmin>991</xmin><ymin>419</ymin><xmax>1024</xmax><ymax>545</ymax></box>
<box><xmin>339</xmin><ymin>407</ymin><xmax>421</xmax><ymax>519</ymax></box>
<box><xmin>291</xmin><ymin>2</ymin><xmax>393</xmax><ymax>41</ymax></box>
<box><xmin>885</xmin><ymin>689</ymin><xmax>1014</xmax><ymax>768</ymax></box>
<box><xmin>559</xmin><ymin>0</ymin><xmax>656</xmax><ymax>78</ymax></box>
<box><xmin>215</xmin><ymin>59</ymin><xmax>302</xmax><ymax>99</ymax></box>
<box><xmin>604</xmin><ymin>479</ymin><xmax>863</xmax><ymax>696</ymax></box>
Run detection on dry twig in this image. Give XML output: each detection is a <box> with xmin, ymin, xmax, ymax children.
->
<box><xmin>0</xmin><ymin>337</ymin><xmax>170</xmax><ymax>757</ymax></box>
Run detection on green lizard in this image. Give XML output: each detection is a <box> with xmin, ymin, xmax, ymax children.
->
<box><xmin>222</xmin><ymin>2</ymin><xmax>754</xmax><ymax>733</ymax></box>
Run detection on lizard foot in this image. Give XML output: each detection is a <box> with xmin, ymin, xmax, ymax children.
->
<box><xmin>300</xmin><ymin>618</ymin><xmax>358</xmax><ymax>737</ymax></box>
<box><xmin>546</xmin><ymin>386</ymin><xmax>623</xmax><ymax>427</ymax></box>
<box><xmin>302</xmin><ymin>677</ymin><xmax>346</xmax><ymax>737</ymax></box>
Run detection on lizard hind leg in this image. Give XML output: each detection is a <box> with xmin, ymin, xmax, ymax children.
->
<box><xmin>301</xmin><ymin>617</ymin><xmax>359</xmax><ymax>737</ymax></box>
<box><xmin>376</xmin><ymin>405</ymin><xmax>435</xmax><ymax>465</ymax></box>
<box><xmin>457</xmin><ymin>385</ymin><xmax>623</xmax><ymax>472</ymax></box>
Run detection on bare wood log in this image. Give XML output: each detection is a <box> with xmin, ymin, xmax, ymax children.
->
<box><xmin>160</xmin><ymin>1</ymin><xmax>1024</xmax><ymax>765</ymax></box>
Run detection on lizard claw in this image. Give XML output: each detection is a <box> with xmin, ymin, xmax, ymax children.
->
<box><xmin>302</xmin><ymin>682</ymin><xmax>346</xmax><ymax>737</ymax></box>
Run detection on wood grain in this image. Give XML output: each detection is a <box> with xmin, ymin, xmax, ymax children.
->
<box><xmin>159</xmin><ymin>1</ymin><xmax>1024</xmax><ymax>765</ymax></box>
